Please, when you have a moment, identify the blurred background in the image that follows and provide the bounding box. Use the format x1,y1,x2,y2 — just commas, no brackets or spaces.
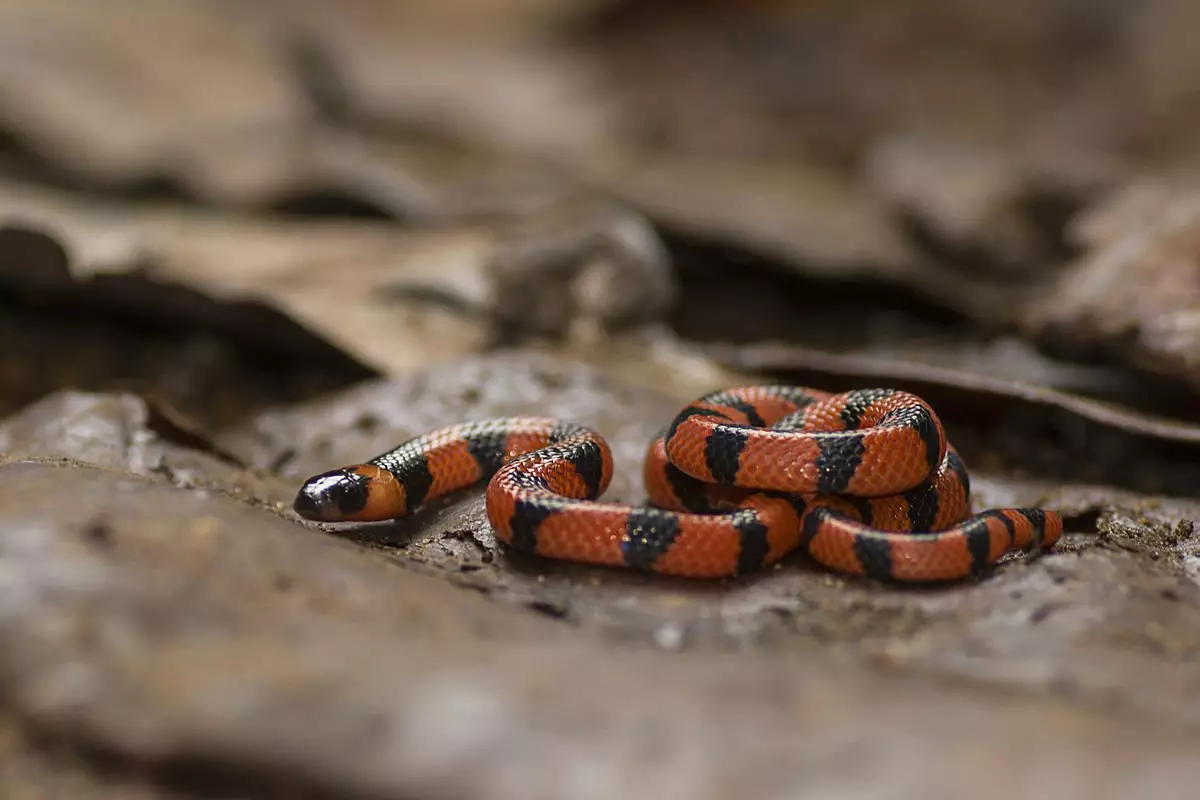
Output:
2,0,1200,429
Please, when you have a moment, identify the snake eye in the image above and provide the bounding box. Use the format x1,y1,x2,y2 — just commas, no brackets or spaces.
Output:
293,468,370,520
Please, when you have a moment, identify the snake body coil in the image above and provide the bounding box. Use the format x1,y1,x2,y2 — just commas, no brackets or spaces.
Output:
294,386,1062,581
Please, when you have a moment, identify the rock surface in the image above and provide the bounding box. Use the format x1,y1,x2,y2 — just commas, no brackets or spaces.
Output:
1,352,1199,798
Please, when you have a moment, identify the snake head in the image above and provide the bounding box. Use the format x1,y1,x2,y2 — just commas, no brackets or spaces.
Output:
293,465,406,522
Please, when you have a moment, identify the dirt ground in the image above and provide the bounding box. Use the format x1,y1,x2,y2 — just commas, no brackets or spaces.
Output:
3,3,1200,798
